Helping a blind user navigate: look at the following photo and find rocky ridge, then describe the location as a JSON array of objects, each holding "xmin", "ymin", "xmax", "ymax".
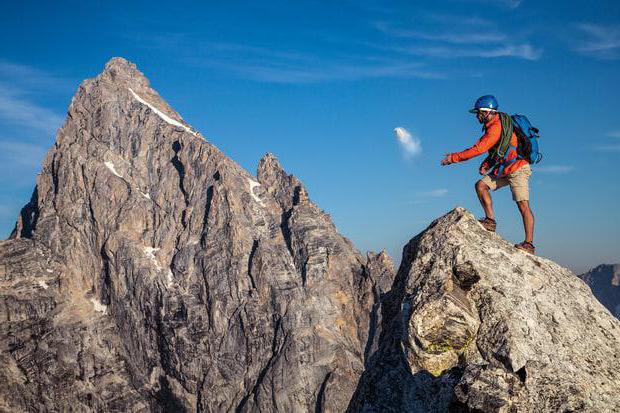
[
  {"xmin": 579, "ymin": 264, "xmax": 620, "ymax": 319},
  {"xmin": 1, "ymin": 58, "xmax": 619, "ymax": 412}
]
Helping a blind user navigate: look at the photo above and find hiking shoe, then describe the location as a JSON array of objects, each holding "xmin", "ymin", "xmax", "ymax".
[
  {"xmin": 478, "ymin": 217, "xmax": 496, "ymax": 232},
  {"xmin": 515, "ymin": 241, "xmax": 535, "ymax": 254}
]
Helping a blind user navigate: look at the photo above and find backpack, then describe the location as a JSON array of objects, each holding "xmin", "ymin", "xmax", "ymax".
[
  {"xmin": 511, "ymin": 114, "xmax": 542, "ymax": 164},
  {"xmin": 487, "ymin": 113, "xmax": 542, "ymax": 176}
]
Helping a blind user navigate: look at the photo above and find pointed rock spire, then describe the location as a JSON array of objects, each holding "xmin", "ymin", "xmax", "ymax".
[{"xmin": 257, "ymin": 152, "xmax": 308, "ymax": 212}]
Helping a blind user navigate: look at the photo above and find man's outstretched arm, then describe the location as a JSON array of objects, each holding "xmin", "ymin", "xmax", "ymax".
[{"xmin": 441, "ymin": 122, "xmax": 501, "ymax": 165}]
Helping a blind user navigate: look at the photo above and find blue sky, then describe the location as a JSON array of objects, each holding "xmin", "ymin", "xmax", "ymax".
[{"xmin": 1, "ymin": 0, "xmax": 619, "ymax": 273}]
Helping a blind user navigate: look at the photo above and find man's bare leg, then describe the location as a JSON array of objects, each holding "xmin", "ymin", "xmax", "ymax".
[
  {"xmin": 516, "ymin": 200, "xmax": 534, "ymax": 243},
  {"xmin": 475, "ymin": 180, "xmax": 494, "ymax": 220}
]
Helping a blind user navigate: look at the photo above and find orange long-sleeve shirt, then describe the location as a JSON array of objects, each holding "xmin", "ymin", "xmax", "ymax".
[{"xmin": 448, "ymin": 113, "xmax": 528, "ymax": 177}]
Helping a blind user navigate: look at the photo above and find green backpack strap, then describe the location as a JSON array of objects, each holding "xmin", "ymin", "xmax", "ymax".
[{"xmin": 488, "ymin": 112, "xmax": 514, "ymax": 160}]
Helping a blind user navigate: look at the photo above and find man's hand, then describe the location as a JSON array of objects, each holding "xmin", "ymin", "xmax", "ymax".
[{"xmin": 441, "ymin": 154, "xmax": 453, "ymax": 166}]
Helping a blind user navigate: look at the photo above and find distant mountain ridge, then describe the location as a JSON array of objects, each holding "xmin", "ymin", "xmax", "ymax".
[{"xmin": 579, "ymin": 264, "xmax": 620, "ymax": 318}]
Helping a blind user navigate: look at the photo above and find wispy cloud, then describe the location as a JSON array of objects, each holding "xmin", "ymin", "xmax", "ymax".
[
  {"xmin": 0, "ymin": 140, "xmax": 47, "ymax": 187},
  {"xmin": 213, "ymin": 44, "xmax": 446, "ymax": 82},
  {"xmin": 594, "ymin": 131, "xmax": 620, "ymax": 151},
  {"xmin": 372, "ymin": 14, "xmax": 541, "ymax": 61},
  {"xmin": 199, "ymin": 58, "xmax": 444, "ymax": 83},
  {"xmin": 422, "ymin": 13, "xmax": 492, "ymax": 26},
  {"xmin": 129, "ymin": 34, "xmax": 445, "ymax": 83},
  {"xmin": 574, "ymin": 23, "xmax": 620, "ymax": 59},
  {"xmin": 0, "ymin": 141, "xmax": 47, "ymax": 168},
  {"xmin": 0, "ymin": 60, "xmax": 70, "ymax": 91},
  {"xmin": 417, "ymin": 188, "xmax": 448, "ymax": 197},
  {"xmin": 459, "ymin": 0, "xmax": 522, "ymax": 10},
  {"xmin": 345, "ymin": 0, "xmax": 396, "ymax": 15},
  {"xmin": 596, "ymin": 145, "xmax": 620, "ymax": 152},
  {"xmin": 533, "ymin": 165, "xmax": 574, "ymax": 174},
  {"xmin": 498, "ymin": 0, "xmax": 522, "ymax": 9},
  {"xmin": 374, "ymin": 21, "xmax": 508, "ymax": 44},
  {"xmin": 0, "ymin": 61, "xmax": 65, "ymax": 134},
  {"xmin": 0, "ymin": 89, "xmax": 64, "ymax": 133},
  {"xmin": 399, "ymin": 44, "xmax": 541, "ymax": 60},
  {"xmin": 408, "ymin": 188, "xmax": 449, "ymax": 205},
  {"xmin": 0, "ymin": 61, "xmax": 61, "ymax": 194},
  {"xmin": 394, "ymin": 127, "xmax": 422, "ymax": 158}
]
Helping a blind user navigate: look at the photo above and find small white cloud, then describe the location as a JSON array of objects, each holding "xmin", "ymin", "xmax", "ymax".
[
  {"xmin": 417, "ymin": 188, "xmax": 448, "ymax": 197},
  {"xmin": 533, "ymin": 165, "xmax": 574, "ymax": 174},
  {"xmin": 606, "ymin": 131, "xmax": 620, "ymax": 138},
  {"xmin": 394, "ymin": 127, "xmax": 422, "ymax": 158}
]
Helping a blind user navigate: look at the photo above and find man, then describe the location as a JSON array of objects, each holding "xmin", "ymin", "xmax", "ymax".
[{"xmin": 440, "ymin": 95, "xmax": 535, "ymax": 254}]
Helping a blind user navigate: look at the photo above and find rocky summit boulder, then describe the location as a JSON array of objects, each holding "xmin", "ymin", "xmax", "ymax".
[
  {"xmin": 0, "ymin": 58, "xmax": 394, "ymax": 412},
  {"xmin": 348, "ymin": 208, "xmax": 620, "ymax": 412}
]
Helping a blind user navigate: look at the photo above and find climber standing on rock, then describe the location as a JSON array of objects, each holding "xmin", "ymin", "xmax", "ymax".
[{"xmin": 440, "ymin": 95, "xmax": 536, "ymax": 254}]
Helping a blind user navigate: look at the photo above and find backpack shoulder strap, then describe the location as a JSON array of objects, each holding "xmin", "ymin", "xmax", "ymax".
[
  {"xmin": 497, "ymin": 112, "xmax": 514, "ymax": 157},
  {"xmin": 487, "ymin": 113, "xmax": 513, "ymax": 160}
]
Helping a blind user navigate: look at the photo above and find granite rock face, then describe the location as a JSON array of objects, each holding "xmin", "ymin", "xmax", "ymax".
[
  {"xmin": 348, "ymin": 208, "xmax": 620, "ymax": 412},
  {"xmin": 2, "ymin": 58, "xmax": 620, "ymax": 412},
  {"xmin": 579, "ymin": 264, "xmax": 620, "ymax": 319},
  {"xmin": 0, "ymin": 58, "xmax": 394, "ymax": 412}
]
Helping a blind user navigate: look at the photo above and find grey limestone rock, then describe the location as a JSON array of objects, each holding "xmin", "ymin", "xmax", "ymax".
[
  {"xmin": 0, "ymin": 58, "xmax": 393, "ymax": 412},
  {"xmin": 348, "ymin": 208, "xmax": 620, "ymax": 412}
]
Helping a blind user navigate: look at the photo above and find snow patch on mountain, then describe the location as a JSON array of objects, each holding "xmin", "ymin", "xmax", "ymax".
[
  {"xmin": 128, "ymin": 88, "xmax": 197, "ymax": 136},
  {"xmin": 248, "ymin": 179, "xmax": 265, "ymax": 206},
  {"xmin": 104, "ymin": 161, "xmax": 123, "ymax": 178}
]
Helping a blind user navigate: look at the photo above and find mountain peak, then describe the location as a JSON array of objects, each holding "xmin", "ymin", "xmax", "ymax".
[
  {"xmin": 579, "ymin": 263, "xmax": 620, "ymax": 318},
  {"xmin": 1, "ymin": 59, "xmax": 387, "ymax": 412},
  {"xmin": 102, "ymin": 57, "xmax": 148, "ymax": 84}
]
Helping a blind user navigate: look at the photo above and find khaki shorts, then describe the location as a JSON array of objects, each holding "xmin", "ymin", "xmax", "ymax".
[{"xmin": 481, "ymin": 164, "xmax": 532, "ymax": 202}]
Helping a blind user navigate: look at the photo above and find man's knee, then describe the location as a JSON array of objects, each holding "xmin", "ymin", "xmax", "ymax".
[
  {"xmin": 516, "ymin": 200, "xmax": 530, "ymax": 212},
  {"xmin": 475, "ymin": 180, "xmax": 489, "ymax": 193}
]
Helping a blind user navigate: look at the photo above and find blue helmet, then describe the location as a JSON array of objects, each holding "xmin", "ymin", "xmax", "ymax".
[{"xmin": 469, "ymin": 95, "xmax": 499, "ymax": 113}]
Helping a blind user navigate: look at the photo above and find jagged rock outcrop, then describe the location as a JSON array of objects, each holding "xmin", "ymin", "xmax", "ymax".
[
  {"xmin": 348, "ymin": 208, "xmax": 620, "ymax": 412},
  {"xmin": 579, "ymin": 264, "xmax": 620, "ymax": 319},
  {"xmin": 0, "ymin": 58, "xmax": 395, "ymax": 412}
]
